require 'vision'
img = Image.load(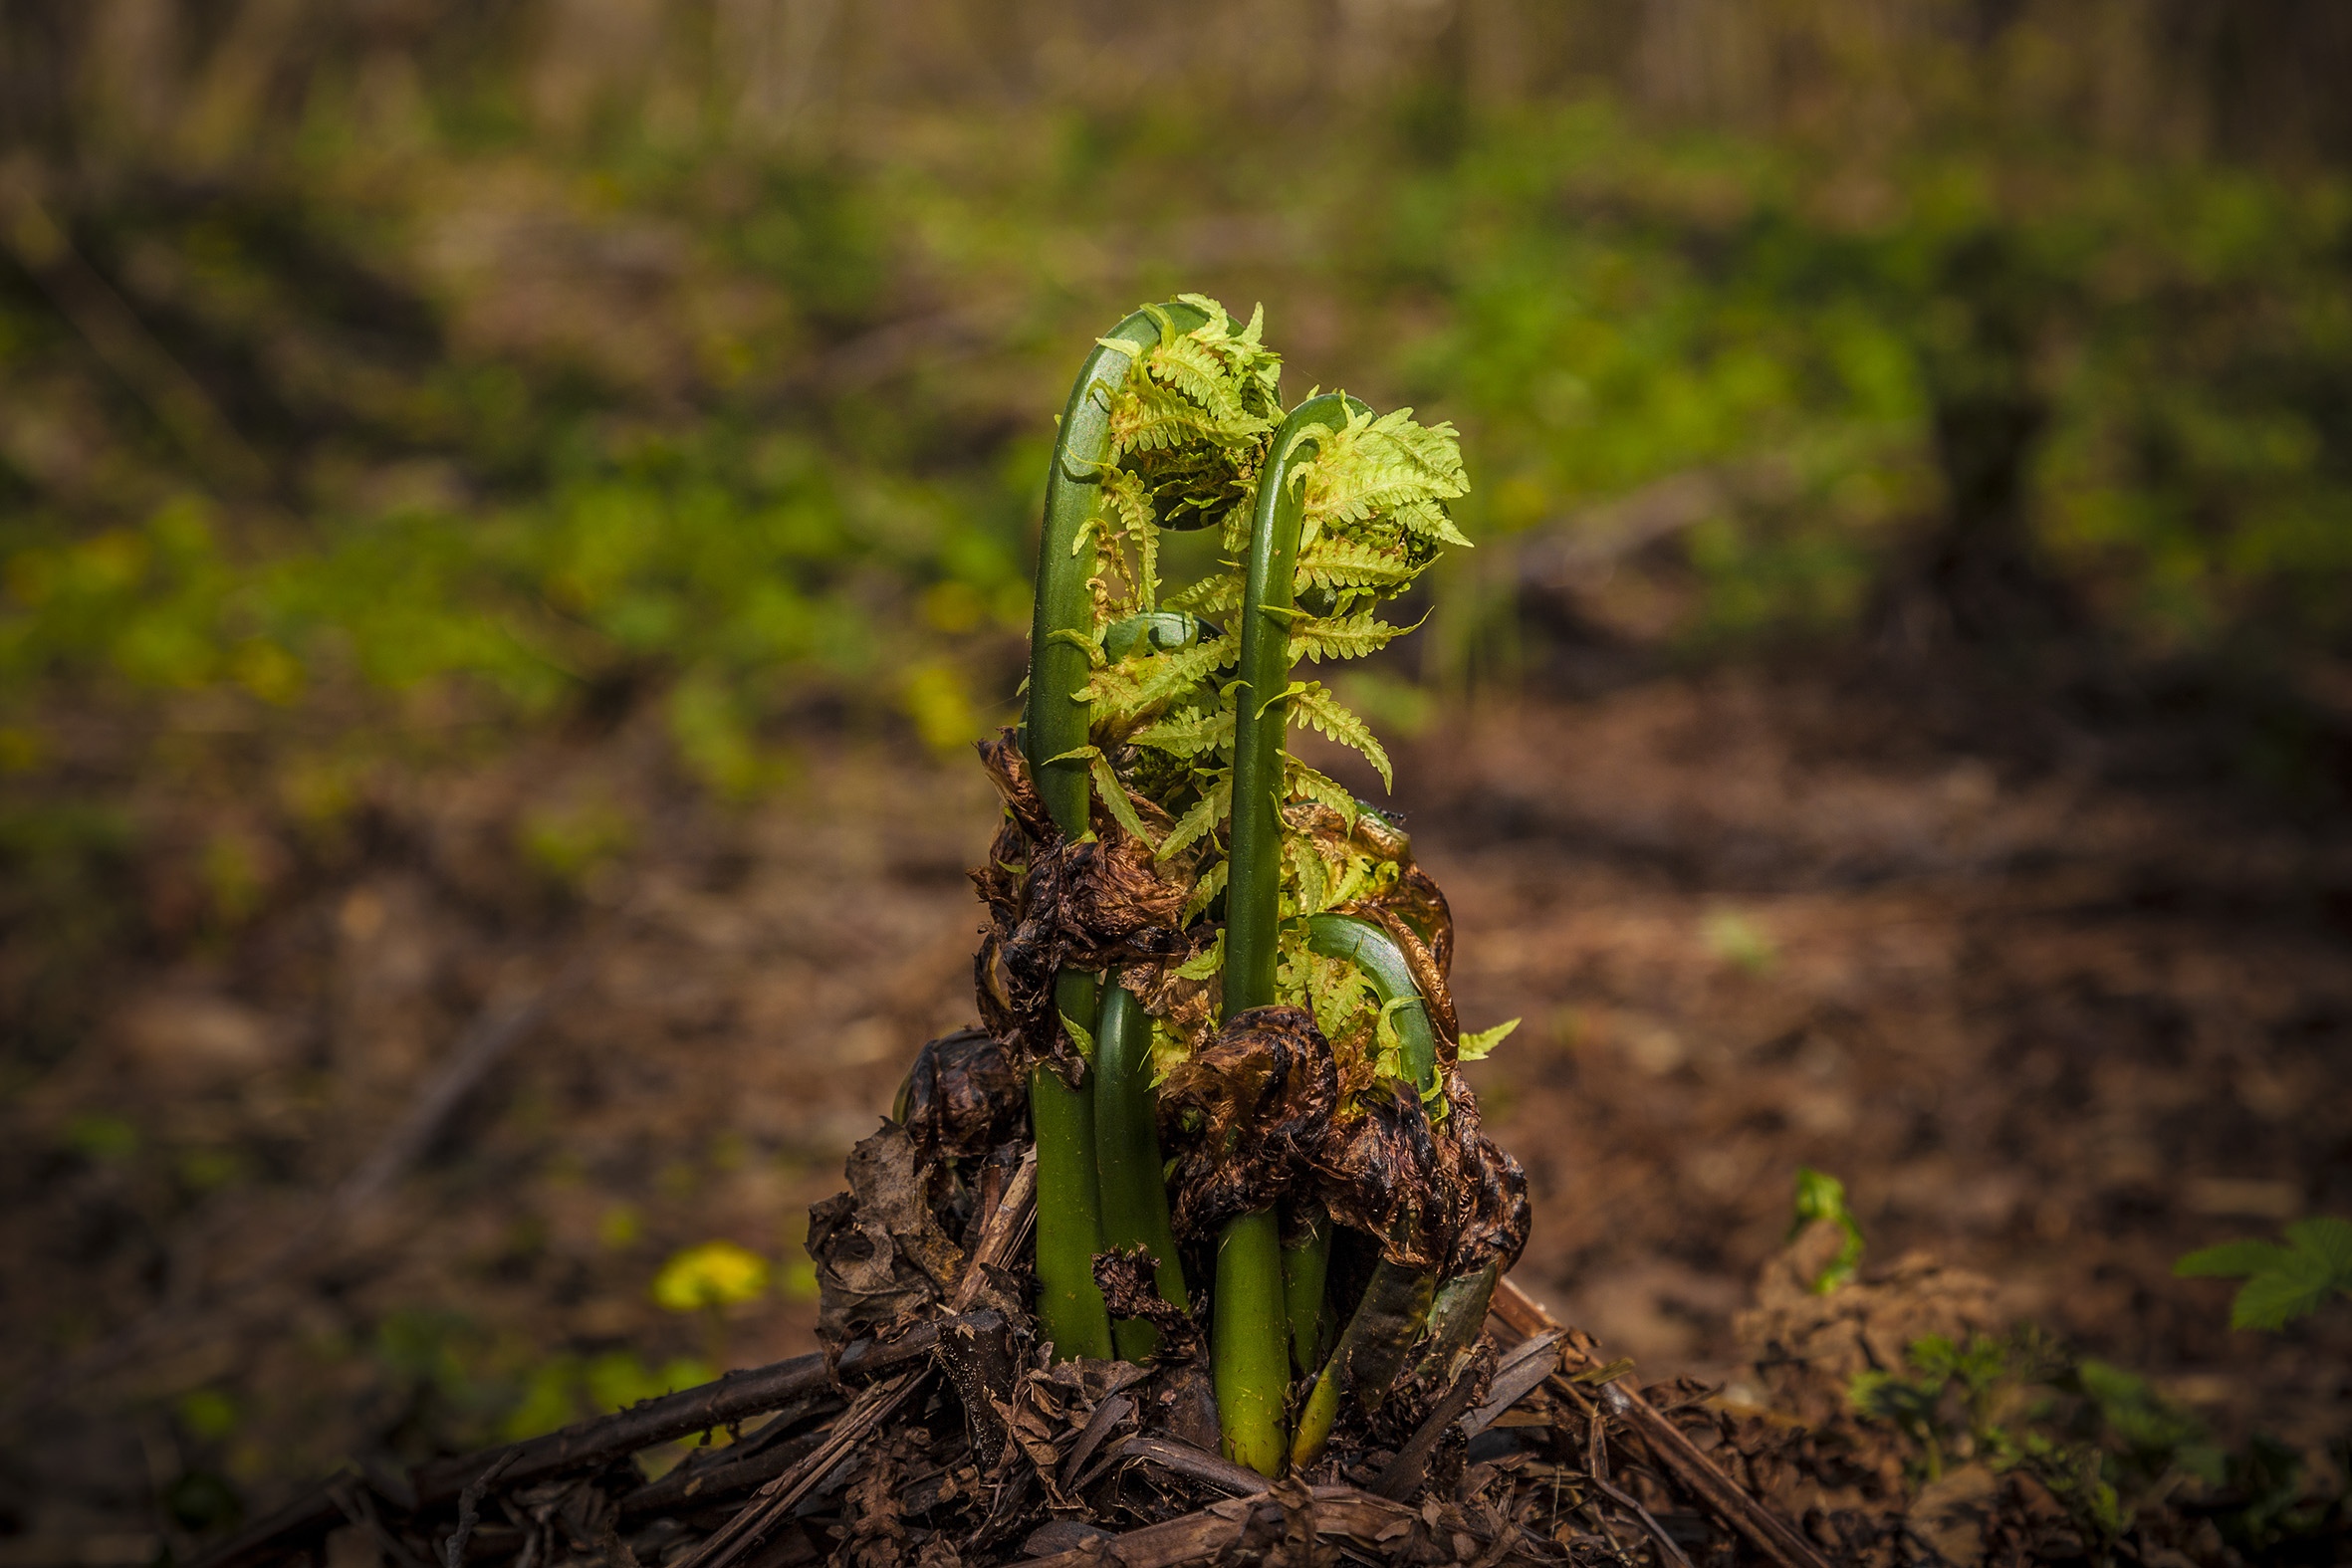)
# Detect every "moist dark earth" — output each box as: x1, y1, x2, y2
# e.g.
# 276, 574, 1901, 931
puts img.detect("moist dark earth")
4, 656, 2349, 1551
